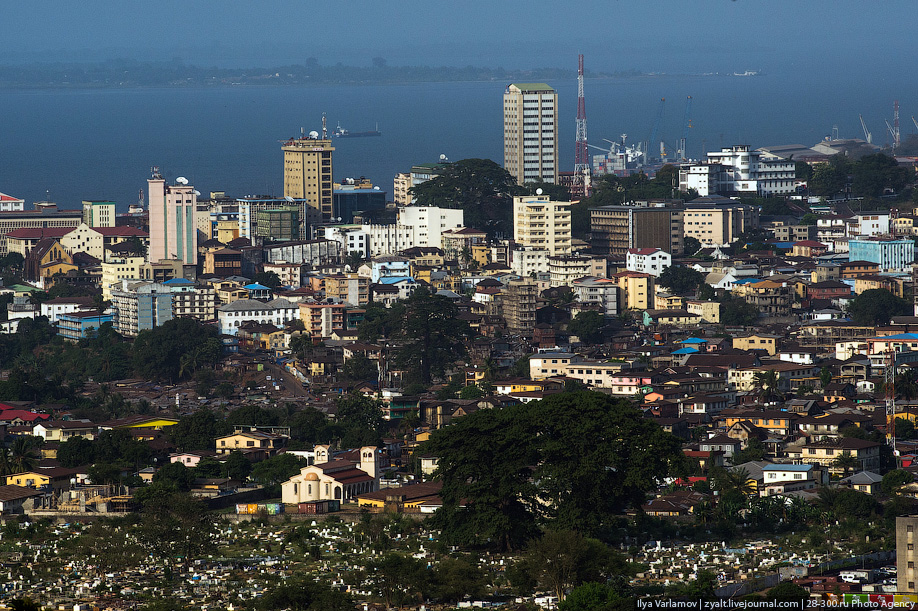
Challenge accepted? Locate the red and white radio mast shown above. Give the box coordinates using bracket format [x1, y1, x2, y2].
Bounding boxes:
[573, 54, 591, 198]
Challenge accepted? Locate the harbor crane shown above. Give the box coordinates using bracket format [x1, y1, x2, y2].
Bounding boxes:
[646, 98, 665, 161]
[678, 96, 693, 161]
[859, 114, 872, 144]
[912, 116, 918, 132]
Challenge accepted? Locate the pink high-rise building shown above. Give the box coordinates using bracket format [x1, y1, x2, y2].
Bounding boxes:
[148, 171, 197, 265]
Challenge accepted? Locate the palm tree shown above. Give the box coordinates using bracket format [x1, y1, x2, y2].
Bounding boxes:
[712, 466, 756, 498]
[896, 371, 918, 401]
[833, 451, 860, 477]
[9, 437, 38, 474]
[753, 369, 782, 403]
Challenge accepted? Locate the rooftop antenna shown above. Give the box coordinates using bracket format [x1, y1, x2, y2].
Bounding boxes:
[322, 113, 327, 140]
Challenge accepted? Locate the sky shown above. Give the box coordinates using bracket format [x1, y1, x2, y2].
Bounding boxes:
[3, 1, 916, 78]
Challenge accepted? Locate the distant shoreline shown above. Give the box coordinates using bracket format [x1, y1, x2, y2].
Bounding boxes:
[0, 60, 762, 90]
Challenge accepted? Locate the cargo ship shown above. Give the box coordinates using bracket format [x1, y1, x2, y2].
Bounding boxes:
[334, 122, 381, 138]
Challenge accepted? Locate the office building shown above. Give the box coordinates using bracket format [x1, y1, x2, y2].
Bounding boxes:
[898, 515, 918, 592]
[82, 201, 116, 228]
[282, 133, 334, 221]
[849, 236, 915, 272]
[148, 172, 198, 265]
[513, 195, 571, 256]
[239, 197, 308, 243]
[678, 145, 797, 197]
[255, 208, 301, 242]
[333, 181, 387, 223]
[590, 204, 684, 256]
[683, 197, 759, 247]
[503, 83, 558, 185]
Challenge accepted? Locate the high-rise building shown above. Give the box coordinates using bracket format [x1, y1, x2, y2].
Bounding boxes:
[82, 200, 116, 228]
[513, 195, 571, 256]
[503, 83, 558, 186]
[682, 197, 759, 247]
[148, 171, 198, 265]
[590, 204, 684, 256]
[282, 133, 334, 222]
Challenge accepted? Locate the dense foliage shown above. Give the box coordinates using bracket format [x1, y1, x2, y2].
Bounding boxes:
[847, 288, 911, 326]
[424, 391, 684, 550]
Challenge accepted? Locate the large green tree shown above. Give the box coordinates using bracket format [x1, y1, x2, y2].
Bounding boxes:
[391, 288, 469, 384]
[847, 288, 911, 325]
[425, 391, 683, 549]
[409, 158, 525, 237]
[567, 311, 605, 344]
[657, 265, 705, 295]
[132, 318, 223, 383]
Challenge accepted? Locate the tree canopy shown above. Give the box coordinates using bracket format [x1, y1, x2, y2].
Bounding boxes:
[847, 289, 911, 326]
[132, 318, 223, 383]
[408, 158, 525, 237]
[567, 311, 605, 344]
[424, 391, 683, 550]
[657, 265, 705, 295]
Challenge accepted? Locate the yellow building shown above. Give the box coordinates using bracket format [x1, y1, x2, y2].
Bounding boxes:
[686, 300, 721, 323]
[732, 333, 779, 355]
[216, 220, 240, 243]
[282, 134, 334, 221]
[513, 195, 572, 256]
[612, 271, 654, 311]
[654, 293, 685, 310]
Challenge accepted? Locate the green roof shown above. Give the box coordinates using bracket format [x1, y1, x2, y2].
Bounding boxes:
[510, 83, 555, 92]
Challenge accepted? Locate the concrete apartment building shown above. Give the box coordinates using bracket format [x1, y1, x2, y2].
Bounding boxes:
[683, 197, 759, 247]
[513, 195, 571, 256]
[678, 145, 797, 197]
[148, 173, 198, 266]
[848, 236, 915, 272]
[81, 200, 116, 228]
[282, 133, 334, 222]
[626, 248, 671, 277]
[502, 278, 538, 335]
[503, 83, 558, 185]
[590, 204, 683, 256]
[898, 516, 918, 592]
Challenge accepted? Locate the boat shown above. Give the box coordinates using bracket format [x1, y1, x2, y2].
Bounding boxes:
[334, 122, 381, 138]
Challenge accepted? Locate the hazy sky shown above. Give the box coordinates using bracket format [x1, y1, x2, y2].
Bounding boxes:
[4, 1, 916, 77]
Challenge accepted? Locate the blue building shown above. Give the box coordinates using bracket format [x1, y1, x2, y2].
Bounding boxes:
[58, 311, 114, 341]
[333, 186, 387, 223]
[848, 236, 914, 272]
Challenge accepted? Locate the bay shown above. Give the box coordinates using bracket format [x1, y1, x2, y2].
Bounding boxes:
[0, 71, 914, 211]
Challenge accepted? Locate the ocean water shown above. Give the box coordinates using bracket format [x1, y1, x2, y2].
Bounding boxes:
[0, 71, 915, 210]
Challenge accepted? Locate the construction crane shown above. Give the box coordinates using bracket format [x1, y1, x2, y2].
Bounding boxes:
[679, 96, 693, 161]
[912, 116, 918, 132]
[646, 98, 665, 162]
[859, 114, 872, 144]
[572, 54, 591, 198]
[886, 101, 901, 149]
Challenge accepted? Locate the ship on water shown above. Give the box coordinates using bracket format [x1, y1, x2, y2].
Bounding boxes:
[334, 122, 381, 138]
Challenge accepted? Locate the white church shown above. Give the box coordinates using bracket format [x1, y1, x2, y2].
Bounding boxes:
[281, 445, 379, 504]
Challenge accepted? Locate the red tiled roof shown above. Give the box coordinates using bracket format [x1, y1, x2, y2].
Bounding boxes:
[0, 193, 23, 202]
[93, 227, 148, 237]
[5, 227, 71, 239]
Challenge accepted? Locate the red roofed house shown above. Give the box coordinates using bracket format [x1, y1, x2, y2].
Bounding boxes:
[281, 444, 379, 503]
[0, 193, 25, 212]
[626, 247, 672, 277]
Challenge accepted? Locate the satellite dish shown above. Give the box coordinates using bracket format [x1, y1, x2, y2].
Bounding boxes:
[536, 188, 543, 195]
[439, 154, 447, 161]
[176, 177, 189, 185]
[308, 130, 319, 139]
[193, 190, 201, 196]
[284, 196, 295, 202]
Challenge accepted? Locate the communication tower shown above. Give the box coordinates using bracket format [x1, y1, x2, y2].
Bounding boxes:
[886, 348, 897, 451]
[573, 54, 591, 198]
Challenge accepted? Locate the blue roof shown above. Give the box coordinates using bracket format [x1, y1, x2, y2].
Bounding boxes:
[672, 347, 699, 354]
[869, 333, 918, 341]
[680, 338, 707, 344]
[732, 278, 762, 285]
[162, 278, 193, 285]
[378, 276, 415, 285]
[763, 464, 812, 471]
[243, 283, 272, 291]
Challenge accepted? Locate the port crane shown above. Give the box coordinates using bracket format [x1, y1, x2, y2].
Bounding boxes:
[678, 96, 693, 161]
[645, 98, 665, 161]
[912, 116, 918, 132]
[859, 114, 872, 144]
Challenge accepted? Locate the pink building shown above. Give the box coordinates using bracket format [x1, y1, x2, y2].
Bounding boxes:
[148, 172, 198, 265]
